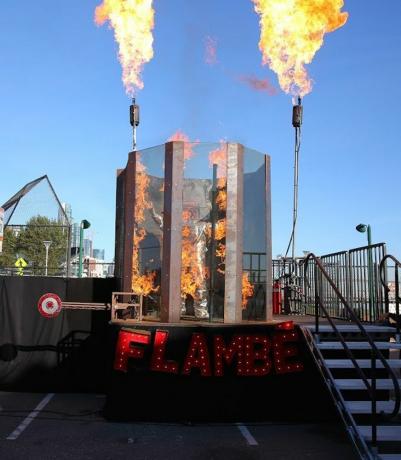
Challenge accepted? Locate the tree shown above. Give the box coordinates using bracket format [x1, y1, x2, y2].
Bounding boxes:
[0, 228, 18, 269]
[0, 216, 68, 276]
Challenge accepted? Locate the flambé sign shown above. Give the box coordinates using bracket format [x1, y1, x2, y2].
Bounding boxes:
[113, 321, 304, 377]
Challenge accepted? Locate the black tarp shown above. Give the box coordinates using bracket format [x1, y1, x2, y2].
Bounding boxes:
[0, 276, 115, 391]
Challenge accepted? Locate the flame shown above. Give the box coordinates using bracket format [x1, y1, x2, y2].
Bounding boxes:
[208, 142, 227, 276]
[205, 35, 218, 66]
[168, 130, 200, 161]
[181, 218, 206, 300]
[94, 0, 155, 94]
[238, 74, 277, 96]
[251, 0, 348, 96]
[215, 219, 226, 241]
[209, 142, 227, 177]
[132, 154, 159, 295]
[242, 272, 254, 309]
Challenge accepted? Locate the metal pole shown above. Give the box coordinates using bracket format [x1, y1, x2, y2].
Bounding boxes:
[43, 241, 51, 276]
[45, 245, 49, 276]
[395, 267, 400, 341]
[367, 225, 375, 321]
[314, 263, 320, 341]
[371, 348, 377, 450]
[291, 127, 299, 264]
[291, 98, 302, 267]
[78, 223, 83, 278]
[208, 164, 217, 323]
[66, 224, 71, 278]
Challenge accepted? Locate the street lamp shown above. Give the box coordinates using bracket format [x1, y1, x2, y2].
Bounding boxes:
[78, 220, 91, 278]
[43, 241, 52, 276]
[356, 223, 374, 320]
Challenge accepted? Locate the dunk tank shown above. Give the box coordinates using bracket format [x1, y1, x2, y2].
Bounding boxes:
[105, 141, 329, 421]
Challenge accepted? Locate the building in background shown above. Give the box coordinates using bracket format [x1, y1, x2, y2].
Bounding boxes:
[58, 202, 72, 226]
[93, 249, 105, 260]
[83, 238, 93, 258]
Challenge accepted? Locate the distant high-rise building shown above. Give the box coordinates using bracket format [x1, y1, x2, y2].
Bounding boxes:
[71, 223, 80, 252]
[83, 238, 93, 258]
[93, 249, 105, 260]
[58, 202, 72, 226]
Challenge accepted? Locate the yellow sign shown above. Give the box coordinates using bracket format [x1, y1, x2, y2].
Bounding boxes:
[15, 257, 27, 276]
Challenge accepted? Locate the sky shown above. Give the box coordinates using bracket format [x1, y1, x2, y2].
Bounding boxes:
[1, 1, 401, 261]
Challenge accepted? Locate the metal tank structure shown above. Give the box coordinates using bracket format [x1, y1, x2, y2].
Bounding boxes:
[114, 141, 272, 323]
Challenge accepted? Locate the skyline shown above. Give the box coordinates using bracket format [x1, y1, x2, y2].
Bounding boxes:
[1, 1, 401, 260]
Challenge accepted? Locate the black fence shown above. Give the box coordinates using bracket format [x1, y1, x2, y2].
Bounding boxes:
[273, 243, 390, 323]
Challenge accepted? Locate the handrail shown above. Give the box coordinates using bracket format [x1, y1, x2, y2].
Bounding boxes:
[379, 254, 401, 339]
[304, 253, 400, 446]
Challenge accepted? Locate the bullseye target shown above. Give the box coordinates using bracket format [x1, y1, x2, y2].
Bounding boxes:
[37, 293, 62, 318]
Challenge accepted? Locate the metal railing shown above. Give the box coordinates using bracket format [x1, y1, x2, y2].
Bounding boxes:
[278, 243, 388, 322]
[380, 254, 401, 340]
[0, 262, 115, 278]
[304, 253, 401, 448]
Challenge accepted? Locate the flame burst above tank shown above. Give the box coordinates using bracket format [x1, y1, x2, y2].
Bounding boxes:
[251, 0, 348, 96]
[95, 0, 155, 94]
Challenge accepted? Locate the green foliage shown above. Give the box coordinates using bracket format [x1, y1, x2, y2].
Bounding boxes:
[0, 215, 68, 275]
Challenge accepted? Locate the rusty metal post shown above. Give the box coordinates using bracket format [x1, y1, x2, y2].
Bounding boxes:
[121, 153, 137, 293]
[224, 143, 244, 323]
[160, 141, 184, 322]
[114, 168, 126, 289]
[265, 155, 273, 321]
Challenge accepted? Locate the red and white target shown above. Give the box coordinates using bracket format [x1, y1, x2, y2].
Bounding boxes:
[38, 293, 62, 318]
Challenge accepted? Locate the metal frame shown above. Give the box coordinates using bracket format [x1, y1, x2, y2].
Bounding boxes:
[304, 253, 401, 450]
[114, 142, 272, 324]
[224, 143, 244, 323]
[122, 152, 137, 293]
[111, 291, 143, 322]
[380, 254, 401, 340]
[302, 327, 375, 460]
[160, 142, 184, 322]
[265, 155, 273, 321]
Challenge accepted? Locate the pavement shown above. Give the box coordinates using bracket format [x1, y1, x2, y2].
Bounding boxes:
[0, 392, 358, 459]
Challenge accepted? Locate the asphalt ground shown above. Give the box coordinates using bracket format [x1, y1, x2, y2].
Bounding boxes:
[0, 392, 359, 460]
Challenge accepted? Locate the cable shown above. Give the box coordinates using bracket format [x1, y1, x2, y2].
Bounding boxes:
[283, 125, 302, 261]
[281, 98, 303, 280]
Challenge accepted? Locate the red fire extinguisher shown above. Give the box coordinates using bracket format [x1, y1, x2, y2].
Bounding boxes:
[272, 280, 282, 314]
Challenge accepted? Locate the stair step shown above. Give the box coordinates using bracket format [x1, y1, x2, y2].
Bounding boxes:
[307, 325, 396, 333]
[346, 400, 400, 414]
[379, 455, 401, 460]
[317, 342, 401, 350]
[335, 379, 401, 390]
[325, 359, 401, 368]
[358, 425, 401, 441]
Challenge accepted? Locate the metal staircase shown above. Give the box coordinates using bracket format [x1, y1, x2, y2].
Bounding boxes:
[301, 253, 401, 460]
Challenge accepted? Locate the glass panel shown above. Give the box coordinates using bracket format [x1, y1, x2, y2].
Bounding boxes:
[180, 142, 227, 321]
[242, 146, 267, 320]
[133, 145, 164, 319]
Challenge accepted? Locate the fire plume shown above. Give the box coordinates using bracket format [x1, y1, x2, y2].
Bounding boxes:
[94, 0, 155, 94]
[132, 154, 159, 296]
[242, 272, 254, 309]
[209, 142, 227, 177]
[168, 130, 200, 161]
[208, 143, 227, 275]
[181, 222, 205, 300]
[251, 0, 348, 96]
